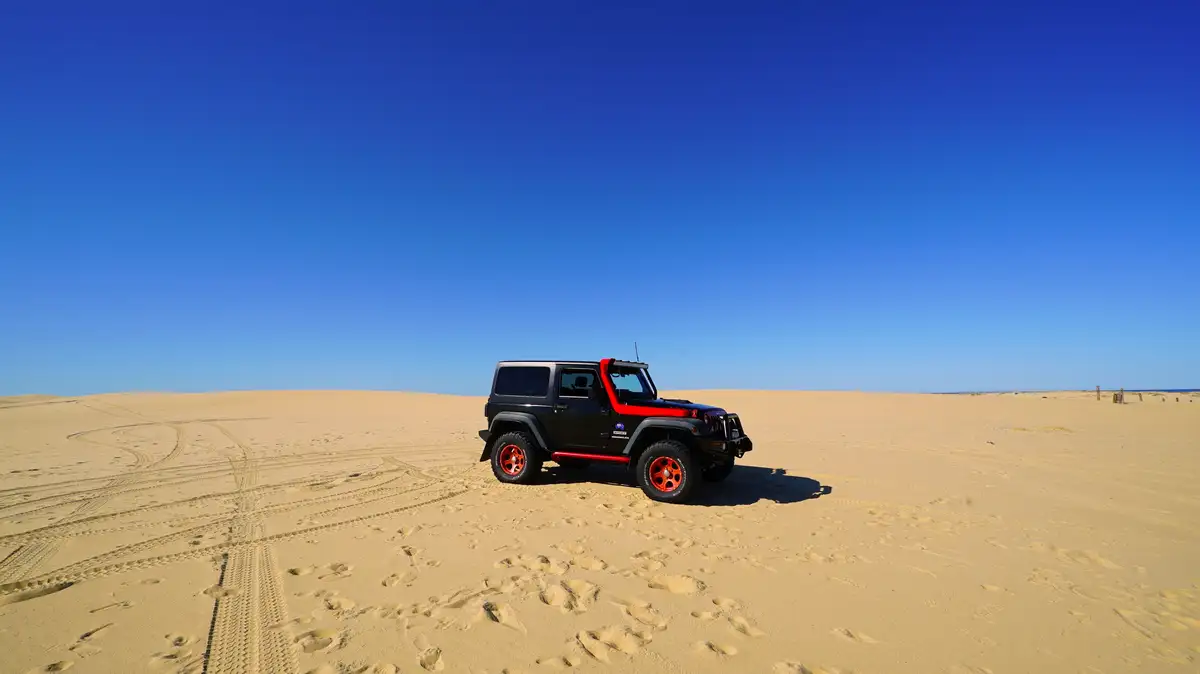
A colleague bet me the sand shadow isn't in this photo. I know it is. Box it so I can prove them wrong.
[539,463,831,506]
[690,465,832,506]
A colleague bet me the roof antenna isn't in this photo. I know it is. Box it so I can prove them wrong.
[634,341,640,362]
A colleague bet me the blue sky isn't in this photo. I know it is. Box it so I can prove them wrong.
[1,1,1197,395]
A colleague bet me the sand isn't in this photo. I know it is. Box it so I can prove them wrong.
[1,389,1198,674]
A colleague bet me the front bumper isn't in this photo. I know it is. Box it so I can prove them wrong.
[701,435,753,459]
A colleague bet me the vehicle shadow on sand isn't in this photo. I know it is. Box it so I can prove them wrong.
[540,464,832,507]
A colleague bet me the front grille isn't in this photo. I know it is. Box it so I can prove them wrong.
[724,414,744,439]
[705,413,743,440]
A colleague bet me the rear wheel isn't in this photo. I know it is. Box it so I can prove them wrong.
[702,459,735,482]
[490,431,543,484]
[635,440,698,503]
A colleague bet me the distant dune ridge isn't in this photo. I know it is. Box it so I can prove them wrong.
[1,390,1198,673]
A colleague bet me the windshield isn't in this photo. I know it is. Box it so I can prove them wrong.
[608,367,657,401]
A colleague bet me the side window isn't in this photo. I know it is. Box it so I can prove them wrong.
[558,369,597,398]
[494,366,551,397]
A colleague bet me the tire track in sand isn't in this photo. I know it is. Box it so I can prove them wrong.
[203,423,298,674]
[0,465,420,545]
[31,476,440,580]
[0,420,190,583]
[0,488,468,595]
[0,441,453,513]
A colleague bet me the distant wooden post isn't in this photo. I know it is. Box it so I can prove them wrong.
[1138,392,1143,402]
[1119,387,1125,404]
[1096,385,1101,400]
[1112,392,1119,403]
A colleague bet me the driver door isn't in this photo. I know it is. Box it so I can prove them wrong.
[547,366,613,452]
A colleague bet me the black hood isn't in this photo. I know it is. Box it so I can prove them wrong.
[628,397,726,416]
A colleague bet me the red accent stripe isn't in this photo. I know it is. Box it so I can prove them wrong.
[552,451,631,464]
[599,358,689,417]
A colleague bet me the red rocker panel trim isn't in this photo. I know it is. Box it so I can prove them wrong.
[552,451,631,464]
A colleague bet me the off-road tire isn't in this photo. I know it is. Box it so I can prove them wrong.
[635,440,698,503]
[490,431,543,485]
[702,459,735,482]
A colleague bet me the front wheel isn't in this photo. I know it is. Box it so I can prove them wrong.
[490,431,543,485]
[635,440,698,503]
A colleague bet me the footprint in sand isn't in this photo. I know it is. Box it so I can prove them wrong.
[832,627,878,644]
[541,580,600,613]
[89,601,134,613]
[323,595,356,612]
[648,575,705,595]
[66,622,114,658]
[728,615,766,637]
[613,598,668,630]
[28,662,74,673]
[712,597,742,611]
[691,610,721,621]
[382,570,417,587]
[570,555,608,571]
[633,549,671,562]
[166,634,196,648]
[535,655,583,669]
[694,640,738,656]
[495,554,569,576]
[353,665,401,674]
[576,626,654,662]
[554,541,588,556]
[414,635,444,671]
[295,629,343,654]
[319,563,353,580]
[479,600,526,632]
[483,577,522,595]
[288,566,317,576]
[773,663,850,674]
[149,634,198,667]
[69,641,102,659]
[203,585,240,599]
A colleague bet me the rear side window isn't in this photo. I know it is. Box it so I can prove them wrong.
[494,366,551,397]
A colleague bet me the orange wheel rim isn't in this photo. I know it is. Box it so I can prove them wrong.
[498,444,526,476]
[648,456,683,492]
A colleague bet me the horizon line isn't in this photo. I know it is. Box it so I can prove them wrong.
[5,387,1199,399]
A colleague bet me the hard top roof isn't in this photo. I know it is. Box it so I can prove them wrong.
[495,359,648,368]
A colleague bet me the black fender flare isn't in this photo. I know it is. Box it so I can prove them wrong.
[621,418,705,455]
[479,412,550,461]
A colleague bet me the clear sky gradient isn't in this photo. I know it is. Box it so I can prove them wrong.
[2,1,1197,395]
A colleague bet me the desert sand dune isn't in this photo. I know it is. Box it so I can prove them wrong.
[1,390,1198,673]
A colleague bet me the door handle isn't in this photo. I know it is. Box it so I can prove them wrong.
[553,404,568,412]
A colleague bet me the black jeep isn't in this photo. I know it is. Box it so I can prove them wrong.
[477,359,752,503]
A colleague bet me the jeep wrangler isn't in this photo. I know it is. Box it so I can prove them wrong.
[477,359,752,503]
